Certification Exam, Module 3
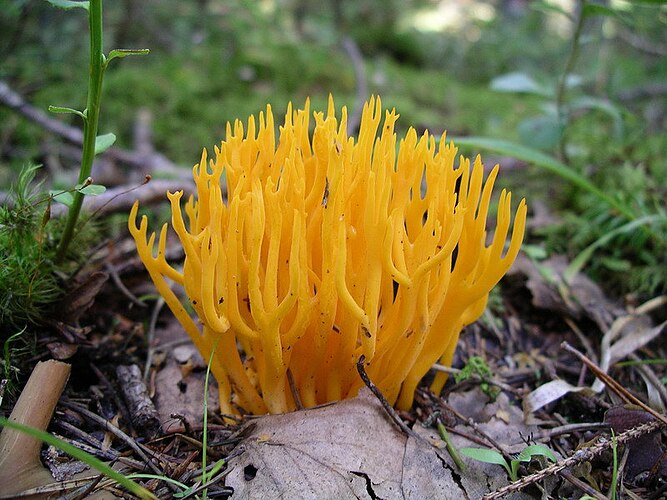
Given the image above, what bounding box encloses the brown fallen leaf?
[509,254,624,331]
[153,350,219,433]
[448,389,540,452]
[225,388,533,499]
[605,405,667,479]
[46,341,79,360]
[59,271,109,324]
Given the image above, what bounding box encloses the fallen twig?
[482,419,664,499]
[60,400,173,489]
[356,355,414,437]
[562,341,667,426]
[0,80,188,180]
[116,365,161,439]
[341,36,367,135]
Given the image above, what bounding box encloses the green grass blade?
[201,337,221,500]
[126,473,191,494]
[564,214,663,283]
[0,417,157,499]
[450,136,636,221]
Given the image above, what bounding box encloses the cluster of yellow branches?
[129,96,526,415]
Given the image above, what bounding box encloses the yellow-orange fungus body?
[129,96,527,415]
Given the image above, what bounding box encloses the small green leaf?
[600,256,632,272]
[564,74,583,89]
[94,132,116,155]
[48,105,86,120]
[530,0,574,19]
[107,48,150,63]
[45,0,89,10]
[522,244,548,260]
[583,3,621,18]
[517,115,562,151]
[50,190,74,207]
[460,447,511,476]
[510,445,557,480]
[490,72,552,97]
[78,184,106,196]
[515,444,558,463]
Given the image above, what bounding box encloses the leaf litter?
[2,233,666,499]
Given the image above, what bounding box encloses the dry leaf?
[523,380,594,417]
[46,341,78,360]
[449,389,539,452]
[605,405,667,479]
[226,389,532,499]
[594,318,666,393]
[60,271,109,323]
[509,254,624,331]
[153,352,219,432]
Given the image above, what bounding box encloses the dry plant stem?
[286,369,304,410]
[538,422,607,441]
[53,432,119,461]
[564,317,599,365]
[356,356,463,471]
[61,401,170,482]
[356,355,413,437]
[115,365,160,439]
[629,353,667,408]
[482,419,664,499]
[71,474,105,500]
[561,341,667,425]
[340,36,367,134]
[54,419,108,452]
[89,363,132,432]
[2,475,112,499]
[0,360,71,496]
[105,261,147,308]
[50,179,195,218]
[559,470,607,500]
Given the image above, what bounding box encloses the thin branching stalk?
[555,0,586,162]
[56,0,104,262]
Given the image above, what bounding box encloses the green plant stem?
[555,0,586,162]
[55,0,104,262]
[436,419,465,471]
[201,337,220,500]
[609,430,618,500]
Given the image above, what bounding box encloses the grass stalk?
[555,0,586,162]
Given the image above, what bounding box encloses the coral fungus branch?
[130,96,526,415]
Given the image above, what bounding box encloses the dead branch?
[0,80,189,181]
[341,36,367,135]
[52,178,195,217]
[482,419,665,499]
[116,365,161,439]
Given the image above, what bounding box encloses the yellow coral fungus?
[129,96,527,415]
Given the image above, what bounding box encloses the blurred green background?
[1,0,666,295]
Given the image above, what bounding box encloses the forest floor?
[2,211,666,499]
